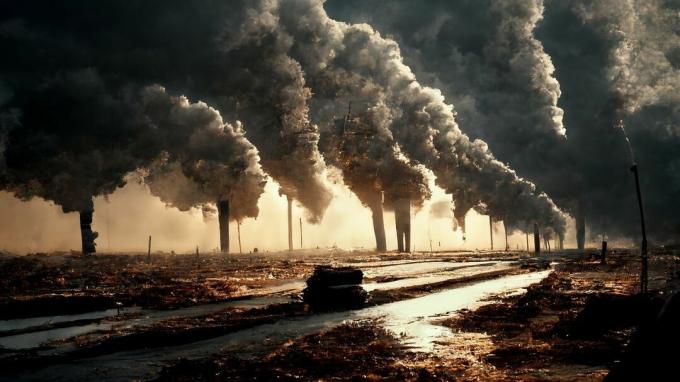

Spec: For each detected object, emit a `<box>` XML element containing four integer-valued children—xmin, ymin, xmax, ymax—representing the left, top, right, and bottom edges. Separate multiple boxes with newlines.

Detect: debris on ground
<box><xmin>302</xmin><ymin>266</ymin><xmax>368</xmax><ymax>310</ymax></box>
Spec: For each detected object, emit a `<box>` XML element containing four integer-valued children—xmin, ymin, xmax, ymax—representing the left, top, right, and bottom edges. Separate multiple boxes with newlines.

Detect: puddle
<box><xmin>0</xmin><ymin>323</ymin><xmax>113</xmax><ymax>350</ymax></box>
<box><xmin>6</xmin><ymin>270</ymin><xmax>549</xmax><ymax>381</ymax></box>
<box><xmin>361</xmin><ymin>261</ymin><xmax>497</xmax><ymax>278</ymax></box>
<box><xmin>0</xmin><ymin>308</ymin><xmax>140</xmax><ymax>333</ymax></box>
<box><xmin>365</xmin><ymin>270</ymin><xmax>551</xmax><ymax>351</ymax></box>
<box><xmin>363</xmin><ymin>263</ymin><xmax>512</xmax><ymax>292</ymax></box>
<box><xmin>0</xmin><ymin>295</ymin><xmax>290</xmax><ymax>351</ymax></box>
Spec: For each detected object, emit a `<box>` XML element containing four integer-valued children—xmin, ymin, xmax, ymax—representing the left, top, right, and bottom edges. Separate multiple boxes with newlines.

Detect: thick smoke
<box><xmin>1</xmin><ymin>1</ymin><xmax>574</xmax><ymax>246</ymax></box>
<box><xmin>271</xmin><ymin>0</ymin><xmax>567</xmax><ymax>236</ymax></box>
<box><xmin>141</xmin><ymin>86</ymin><xmax>266</xmax><ymax>222</ymax></box>
<box><xmin>1</xmin><ymin>70</ymin><xmax>160</xmax><ymax>214</ymax></box>
<box><xmin>206</xmin><ymin>3</ymin><xmax>333</xmax><ymax>222</ymax></box>
<box><xmin>0</xmin><ymin>70</ymin><xmax>265</xmax><ymax>223</ymax></box>
<box><xmin>535</xmin><ymin>0</ymin><xmax>680</xmax><ymax>242</ymax></box>
<box><xmin>325</xmin><ymin>0</ymin><xmax>567</xmax><ymax>183</ymax></box>
<box><xmin>327</xmin><ymin>0</ymin><xmax>680</xmax><ymax>244</ymax></box>
<box><xmin>0</xmin><ymin>1</ymin><xmax>332</xmax><ymax>226</ymax></box>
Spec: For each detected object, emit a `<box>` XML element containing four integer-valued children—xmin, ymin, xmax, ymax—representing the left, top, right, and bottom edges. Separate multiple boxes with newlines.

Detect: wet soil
<box><xmin>154</xmin><ymin>250</ymin><xmax>679</xmax><ymax>382</ymax></box>
<box><xmin>155</xmin><ymin>320</ymin><xmax>456</xmax><ymax>382</ymax></box>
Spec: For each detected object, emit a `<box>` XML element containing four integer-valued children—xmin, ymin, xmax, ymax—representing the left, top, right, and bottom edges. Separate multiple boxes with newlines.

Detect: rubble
<box><xmin>302</xmin><ymin>266</ymin><xmax>368</xmax><ymax>310</ymax></box>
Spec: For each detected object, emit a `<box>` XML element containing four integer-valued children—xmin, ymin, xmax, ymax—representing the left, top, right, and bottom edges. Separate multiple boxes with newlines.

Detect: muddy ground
<box><xmin>0</xmin><ymin>249</ymin><xmax>514</xmax><ymax>317</ymax></box>
<box><xmin>1</xmin><ymin>248</ymin><xmax>678</xmax><ymax>381</ymax></box>
<box><xmin>153</xmin><ymin>250</ymin><xmax>680</xmax><ymax>382</ymax></box>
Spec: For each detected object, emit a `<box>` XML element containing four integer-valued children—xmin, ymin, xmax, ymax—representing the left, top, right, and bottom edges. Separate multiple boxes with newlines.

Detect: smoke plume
<box><xmin>273</xmin><ymin>0</ymin><xmax>568</xmax><ymax>236</ymax></box>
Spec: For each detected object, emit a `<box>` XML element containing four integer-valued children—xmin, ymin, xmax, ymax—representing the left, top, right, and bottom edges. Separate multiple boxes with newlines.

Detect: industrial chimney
<box><xmin>533</xmin><ymin>223</ymin><xmax>541</xmax><ymax>254</ymax></box>
<box><xmin>287</xmin><ymin>195</ymin><xmax>293</xmax><ymax>251</ymax></box>
<box><xmin>370</xmin><ymin>190</ymin><xmax>387</xmax><ymax>252</ymax></box>
<box><xmin>576</xmin><ymin>200</ymin><xmax>586</xmax><ymax>250</ymax></box>
<box><xmin>217</xmin><ymin>199</ymin><xmax>230</xmax><ymax>253</ymax></box>
<box><xmin>79</xmin><ymin>208</ymin><xmax>98</xmax><ymax>254</ymax></box>
<box><xmin>394</xmin><ymin>198</ymin><xmax>411</xmax><ymax>252</ymax></box>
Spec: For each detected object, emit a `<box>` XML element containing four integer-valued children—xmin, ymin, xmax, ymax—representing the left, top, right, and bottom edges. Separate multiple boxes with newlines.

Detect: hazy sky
<box><xmin>0</xmin><ymin>174</ymin><xmax>580</xmax><ymax>254</ymax></box>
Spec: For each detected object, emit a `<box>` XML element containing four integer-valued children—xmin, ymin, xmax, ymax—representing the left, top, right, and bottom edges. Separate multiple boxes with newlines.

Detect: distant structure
<box><xmin>217</xmin><ymin>199</ymin><xmax>230</xmax><ymax>253</ymax></box>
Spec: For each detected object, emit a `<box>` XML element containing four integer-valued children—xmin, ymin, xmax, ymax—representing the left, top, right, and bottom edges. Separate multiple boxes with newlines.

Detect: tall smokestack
<box><xmin>394</xmin><ymin>198</ymin><xmax>410</xmax><ymax>253</ymax></box>
<box><xmin>533</xmin><ymin>223</ymin><xmax>540</xmax><ymax>254</ymax></box>
<box><xmin>217</xmin><ymin>199</ymin><xmax>230</xmax><ymax>253</ymax></box>
<box><xmin>576</xmin><ymin>201</ymin><xmax>586</xmax><ymax>250</ymax></box>
<box><xmin>370</xmin><ymin>191</ymin><xmax>387</xmax><ymax>252</ymax></box>
<box><xmin>287</xmin><ymin>195</ymin><xmax>293</xmax><ymax>251</ymax></box>
<box><xmin>79</xmin><ymin>208</ymin><xmax>97</xmax><ymax>255</ymax></box>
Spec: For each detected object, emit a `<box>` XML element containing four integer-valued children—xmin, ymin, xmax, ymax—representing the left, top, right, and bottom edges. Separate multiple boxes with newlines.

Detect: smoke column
<box><xmin>270</xmin><ymin>0</ymin><xmax>568</xmax><ymax>238</ymax></box>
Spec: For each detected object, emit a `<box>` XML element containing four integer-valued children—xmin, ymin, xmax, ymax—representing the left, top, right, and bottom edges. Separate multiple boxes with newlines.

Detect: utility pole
<box><xmin>299</xmin><ymin>218</ymin><xmax>303</xmax><ymax>249</ymax></box>
<box><xmin>287</xmin><ymin>195</ymin><xmax>293</xmax><ymax>251</ymax></box>
<box><xmin>631</xmin><ymin>164</ymin><xmax>648</xmax><ymax>293</ymax></box>
<box><xmin>503</xmin><ymin>221</ymin><xmax>509</xmax><ymax>251</ymax></box>
<box><xmin>618</xmin><ymin>120</ymin><xmax>648</xmax><ymax>293</ymax></box>
<box><xmin>237</xmin><ymin>221</ymin><xmax>242</xmax><ymax>255</ymax></box>
<box><xmin>489</xmin><ymin>216</ymin><xmax>494</xmax><ymax>251</ymax></box>
<box><xmin>525</xmin><ymin>231</ymin><xmax>529</xmax><ymax>252</ymax></box>
<box><xmin>147</xmin><ymin>235</ymin><xmax>151</xmax><ymax>262</ymax></box>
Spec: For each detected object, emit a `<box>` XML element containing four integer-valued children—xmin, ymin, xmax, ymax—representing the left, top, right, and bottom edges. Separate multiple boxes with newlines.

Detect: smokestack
<box><xmin>370</xmin><ymin>191</ymin><xmax>387</xmax><ymax>252</ymax></box>
<box><xmin>287</xmin><ymin>195</ymin><xmax>293</xmax><ymax>251</ymax></box>
<box><xmin>217</xmin><ymin>199</ymin><xmax>230</xmax><ymax>253</ymax></box>
<box><xmin>576</xmin><ymin>200</ymin><xmax>586</xmax><ymax>250</ymax></box>
<box><xmin>79</xmin><ymin>208</ymin><xmax>97</xmax><ymax>255</ymax></box>
<box><xmin>533</xmin><ymin>223</ymin><xmax>540</xmax><ymax>254</ymax></box>
<box><xmin>394</xmin><ymin>198</ymin><xmax>411</xmax><ymax>253</ymax></box>
<box><xmin>489</xmin><ymin>216</ymin><xmax>494</xmax><ymax>251</ymax></box>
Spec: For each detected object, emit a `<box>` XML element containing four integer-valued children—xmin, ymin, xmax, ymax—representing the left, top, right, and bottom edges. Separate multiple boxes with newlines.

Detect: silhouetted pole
<box><xmin>503</xmin><ymin>221</ymin><xmax>509</xmax><ymax>251</ymax></box>
<box><xmin>601</xmin><ymin>235</ymin><xmax>607</xmax><ymax>264</ymax></box>
<box><xmin>526</xmin><ymin>231</ymin><xmax>529</xmax><ymax>252</ymax></box>
<box><xmin>489</xmin><ymin>217</ymin><xmax>494</xmax><ymax>251</ymax></box>
<box><xmin>533</xmin><ymin>223</ymin><xmax>540</xmax><ymax>254</ymax></box>
<box><xmin>147</xmin><ymin>235</ymin><xmax>151</xmax><ymax>262</ymax></box>
<box><xmin>631</xmin><ymin>164</ymin><xmax>648</xmax><ymax>293</ymax></box>
<box><xmin>287</xmin><ymin>195</ymin><xmax>293</xmax><ymax>251</ymax></box>
<box><xmin>237</xmin><ymin>222</ymin><xmax>242</xmax><ymax>255</ymax></box>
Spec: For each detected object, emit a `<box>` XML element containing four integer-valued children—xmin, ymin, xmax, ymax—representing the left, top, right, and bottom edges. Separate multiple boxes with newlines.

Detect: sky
<box><xmin>0</xmin><ymin>177</ymin><xmax>579</xmax><ymax>254</ymax></box>
<box><xmin>1</xmin><ymin>0</ymin><xmax>676</xmax><ymax>253</ymax></box>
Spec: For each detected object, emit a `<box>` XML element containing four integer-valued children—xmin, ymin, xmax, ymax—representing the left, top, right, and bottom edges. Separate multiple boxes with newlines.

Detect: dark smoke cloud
<box><xmin>325</xmin><ymin>0</ymin><xmax>567</xmax><ymax>185</ymax></box>
<box><xmin>0</xmin><ymin>1</ymin><xmax>331</xmax><ymax>224</ymax></box>
<box><xmin>1</xmin><ymin>70</ymin><xmax>159</xmax><ymax>213</ymax></box>
<box><xmin>535</xmin><ymin>0</ymin><xmax>680</xmax><ymax>242</ymax></box>
<box><xmin>327</xmin><ymin>0</ymin><xmax>680</xmax><ymax>243</ymax></box>
<box><xmin>140</xmin><ymin>86</ymin><xmax>266</xmax><ymax>222</ymax></box>
<box><xmin>318</xmin><ymin>104</ymin><xmax>432</xmax><ymax>212</ymax></box>
<box><xmin>272</xmin><ymin>0</ymin><xmax>567</xmax><ymax>235</ymax></box>
<box><xmin>0</xmin><ymin>0</ymin><xmax>569</xmax><ymax>240</ymax></box>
